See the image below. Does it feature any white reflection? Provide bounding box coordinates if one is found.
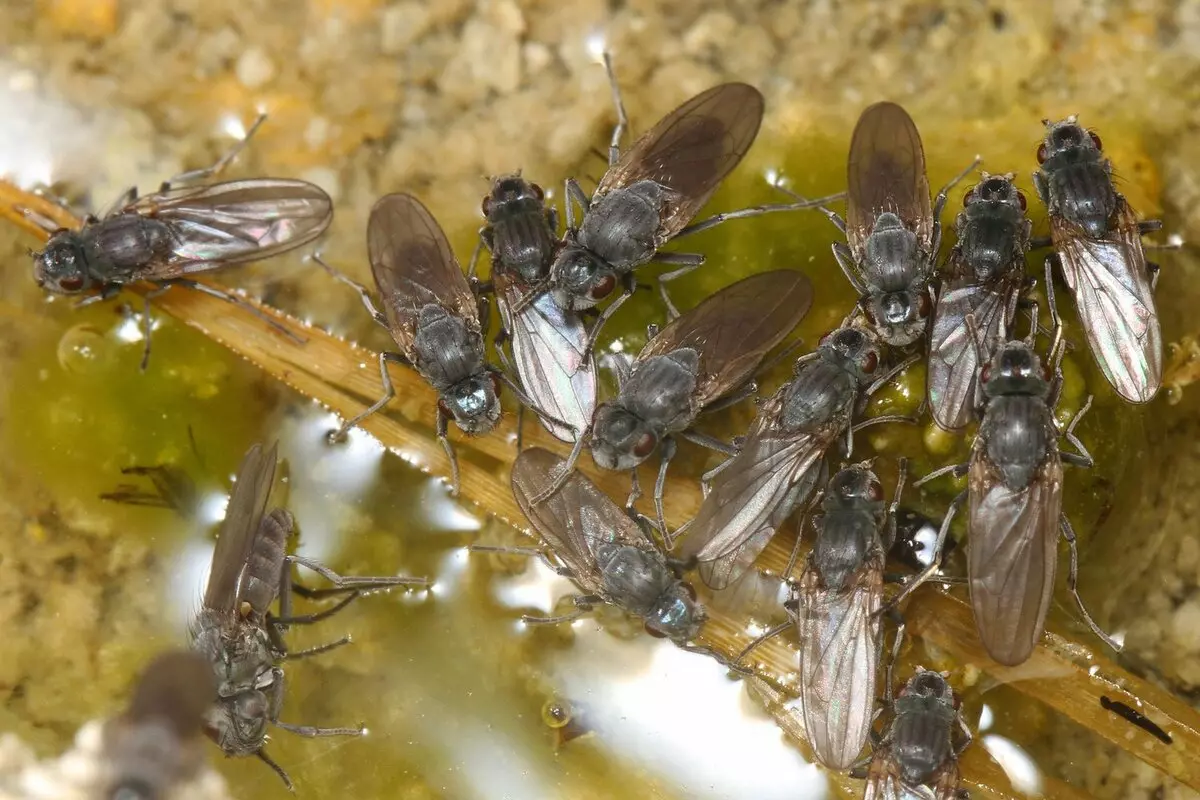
[429,548,470,597]
[420,480,481,532]
[166,537,214,631]
[910,519,940,567]
[764,168,781,186]
[494,554,573,615]
[195,491,230,526]
[585,31,608,62]
[978,703,994,732]
[112,314,144,344]
[220,114,247,141]
[982,735,1042,795]
[555,632,827,799]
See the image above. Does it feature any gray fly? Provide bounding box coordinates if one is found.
[1034,115,1162,403]
[863,669,971,800]
[822,102,978,347]
[190,442,424,789]
[472,174,597,443]
[927,172,1032,430]
[509,447,708,646]
[544,54,836,329]
[678,326,910,590]
[102,650,215,800]
[321,192,562,495]
[23,115,332,369]
[793,461,904,770]
[582,269,812,535]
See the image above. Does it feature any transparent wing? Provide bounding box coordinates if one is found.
[926,272,1014,431]
[203,442,277,614]
[595,83,764,243]
[368,193,479,353]
[846,102,931,251]
[511,448,650,591]
[968,451,1061,666]
[679,394,836,590]
[863,754,904,800]
[797,563,882,770]
[637,270,812,406]
[124,179,332,279]
[1052,201,1161,403]
[497,274,596,442]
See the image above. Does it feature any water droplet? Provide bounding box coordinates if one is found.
[56,324,108,373]
[541,698,573,729]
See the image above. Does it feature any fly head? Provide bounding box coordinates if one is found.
[590,402,658,470]
[483,175,546,223]
[33,230,95,294]
[980,341,1050,399]
[549,243,618,311]
[440,372,502,434]
[825,464,885,511]
[204,689,270,756]
[818,327,883,385]
[958,173,1029,281]
[644,581,705,643]
[862,288,931,347]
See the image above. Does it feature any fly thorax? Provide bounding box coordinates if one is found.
[550,243,612,311]
[494,213,554,282]
[86,215,174,275]
[579,180,665,269]
[812,512,871,592]
[1044,157,1116,237]
[597,544,673,614]
[961,211,1022,281]
[983,395,1052,489]
[780,362,852,430]
[624,350,700,426]
[590,403,657,470]
[414,305,486,388]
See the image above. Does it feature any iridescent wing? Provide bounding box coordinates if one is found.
[845,102,932,252]
[967,449,1061,666]
[202,442,277,614]
[797,559,883,770]
[1052,199,1161,403]
[369,193,480,356]
[496,273,596,442]
[636,270,812,406]
[926,272,1015,431]
[679,391,837,590]
[123,179,332,279]
[595,83,764,244]
[511,447,650,592]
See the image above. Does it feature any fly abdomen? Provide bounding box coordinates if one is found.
[1051,161,1116,237]
[981,396,1053,489]
[240,508,294,620]
[892,704,954,785]
[596,543,673,614]
[781,363,854,431]
[493,212,555,282]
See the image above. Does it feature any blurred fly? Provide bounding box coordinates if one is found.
[471,174,597,443]
[23,114,332,369]
[544,54,837,329]
[102,650,216,800]
[927,173,1031,430]
[864,669,971,800]
[793,460,904,770]
[902,310,1119,665]
[679,326,911,590]
[1034,115,1163,403]
[508,447,711,649]
[567,269,812,535]
[190,442,425,789]
[321,192,563,494]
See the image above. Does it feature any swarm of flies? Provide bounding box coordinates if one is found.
[26,46,1180,798]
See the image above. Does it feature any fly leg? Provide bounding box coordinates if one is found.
[672,190,849,239]
[468,544,574,578]
[732,620,791,667]
[160,277,305,346]
[930,157,983,253]
[883,458,909,550]
[254,749,294,791]
[600,51,628,166]
[1060,515,1122,653]
[1060,394,1095,468]
[527,418,593,504]
[651,437,677,546]
[846,414,917,459]
[160,113,267,190]
[882,607,907,717]
[271,673,365,738]
[680,643,755,675]
[882,488,966,613]
[492,368,578,440]
[700,380,759,414]
[314,253,389,329]
[651,251,705,319]
[767,182,850,236]
[522,594,601,625]
[137,283,172,371]
[328,351,410,441]
[563,178,591,229]
[930,760,965,800]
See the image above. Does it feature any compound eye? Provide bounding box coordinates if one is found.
[682,583,697,602]
[1089,131,1103,151]
[531,183,545,201]
[643,622,668,639]
[438,398,454,418]
[1036,141,1048,164]
[861,350,879,374]
[962,187,974,206]
[916,291,932,318]
[980,363,992,384]
[1016,190,1028,211]
[490,372,503,396]
[58,276,85,292]
[867,480,884,501]
[589,274,616,300]
[481,196,492,216]
[632,432,657,459]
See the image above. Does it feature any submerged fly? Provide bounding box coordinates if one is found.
[509,447,707,645]
[864,669,971,800]
[102,650,216,800]
[474,174,597,443]
[927,172,1032,430]
[190,442,424,789]
[24,114,332,369]
[794,461,904,770]
[1035,115,1163,403]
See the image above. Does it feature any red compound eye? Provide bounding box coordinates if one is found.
[980,363,992,384]
[491,372,503,396]
[1016,190,1028,211]
[589,274,616,300]
[632,432,657,459]
[962,187,974,206]
[531,183,545,201]
[644,622,668,639]
[683,583,698,601]
[1036,142,1048,163]
[481,196,492,216]
[917,291,932,318]
[862,350,879,374]
[867,480,884,501]
[58,276,85,292]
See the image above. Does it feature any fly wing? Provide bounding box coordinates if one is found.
[797,562,882,770]
[636,270,812,406]
[967,449,1061,666]
[679,395,835,590]
[594,83,764,244]
[927,272,1013,431]
[497,274,596,442]
[368,193,479,355]
[845,102,931,252]
[863,754,905,800]
[124,179,332,279]
[511,448,649,592]
[203,442,277,614]
[1051,201,1161,403]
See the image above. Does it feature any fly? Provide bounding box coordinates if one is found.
[190,442,425,789]
[319,192,565,495]
[22,114,332,369]
[678,325,912,590]
[1034,115,1163,403]
[928,172,1032,430]
[470,174,597,444]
